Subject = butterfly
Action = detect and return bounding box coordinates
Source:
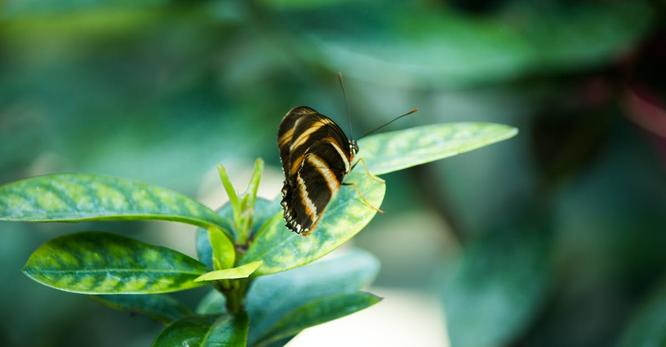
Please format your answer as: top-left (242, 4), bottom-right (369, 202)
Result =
top-left (277, 106), bottom-right (358, 236)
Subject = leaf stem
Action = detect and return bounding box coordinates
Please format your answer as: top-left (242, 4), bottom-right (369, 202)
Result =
top-left (219, 278), bottom-right (251, 316)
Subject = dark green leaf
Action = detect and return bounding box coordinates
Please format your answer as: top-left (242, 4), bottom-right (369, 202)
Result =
top-left (262, 337), bottom-right (295, 347)
top-left (240, 168), bottom-right (385, 275)
top-left (197, 228), bottom-right (216, 270)
top-left (247, 249), bottom-right (379, 344)
top-left (153, 314), bottom-right (249, 347)
top-left (617, 278), bottom-right (666, 347)
top-left (23, 232), bottom-right (209, 294)
top-left (153, 315), bottom-right (217, 347)
top-left (441, 228), bottom-right (551, 347)
top-left (202, 313), bottom-right (249, 347)
top-left (254, 292), bottom-right (381, 347)
top-left (277, 3), bottom-right (654, 87)
top-left (4, 0), bottom-right (172, 15)
top-left (196, 291), bottom-right (227, 315)
top-left (93, 294), bottom-right (192, 324)
top-left (0, 174), bottom-right (232, 231)
top-left (359, 123), bottom-right (517, 176)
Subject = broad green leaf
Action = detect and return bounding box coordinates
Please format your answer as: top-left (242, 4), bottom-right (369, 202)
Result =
top-left (93, 294), bottom-right (192, 324)
top-left (358, 123), bottom-right (517, 176)
top-left (154, 314), bottom-right (249, 347)
top-left (254, 292), bottom-right (381, 347)
top-left (23, 232), bottom-right (209, 294)
top-left (239, 168), bottom-right (385, 275)
top-left (617, 278), bottom-right (666, 347)
top-left (195, 261), bottom-right (263, 282)
top-left (246, 249), bottom-right (380, 343)
top-left (202, 313), bottom-right (249, 347)
top-left (441, 227), bottom-right (551, 347)
top-left (275, 2), bottom-right (653, 87)
top-left (153, 315), bottom-right (216, 347)
top-left (0, 174), bottom-right (232, 232)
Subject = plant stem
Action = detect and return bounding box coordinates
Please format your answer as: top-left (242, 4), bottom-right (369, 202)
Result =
top-left (220, 278), bottom-right (250, 316)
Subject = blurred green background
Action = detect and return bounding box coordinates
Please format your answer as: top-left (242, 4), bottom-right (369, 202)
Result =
top-left (1, 0), bottom-right (665, 346)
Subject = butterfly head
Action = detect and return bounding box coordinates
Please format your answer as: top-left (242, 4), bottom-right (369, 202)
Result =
top-left (350, 139), bottom-right (359, 156)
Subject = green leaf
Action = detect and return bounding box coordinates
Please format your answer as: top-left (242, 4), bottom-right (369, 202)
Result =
top-left (243, 158), bottom-right (264, 208)
top-left (196, 250), bottom-right (379, 343)
top-left (239, 168), bottom-right (385, 275)
top-left (195, 261), bottom-right (263, 282)
top-left (153, 315), bottom-right (216, 347)
top-left (617, 278), bottom-right (666, 347)
top-left (276, 2), bottom-right (654, 87)
top-left (261, 337), bottom-right (296, 347)
top-left (196, 198), bottom-right (278, 269)
top-left (208, 227), bottom-right (236, 270)
top-left (93, 294), bottom-right (192, 324)
top-left (249, 213), bottom-right (283, 254)
top-left (441, 227), bottom-right (551, 347)
top-left (196, 291), bottom-right (227, 315)
top-left (247, 249), bottom-right (379, 344)
top-left (202, 313), bottom-right (249, 347)
top-left (248, 198), bottom-right (283, 241)
top-left (0, 174), bottom-right (232, 231)
top-left (358, 123), bottom-right (517, 176)
top-left (197, 228), bottom-right (216, 270)
top-left (23, 232), bottom-right (209, 294)
top-left (237, 158), bottom-right (265, 245)
top-left (254, 292), bottom-right (381, 347)
top-left (153, 314), bottom-right (249, 347)
top-left (218, 164), bottom-right (241, 226)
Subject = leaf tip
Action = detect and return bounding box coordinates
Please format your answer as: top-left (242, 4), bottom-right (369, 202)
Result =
top-left (506, 126), bottom-right (519, 138)
top-left (366, 292), bottom-right (383, 304)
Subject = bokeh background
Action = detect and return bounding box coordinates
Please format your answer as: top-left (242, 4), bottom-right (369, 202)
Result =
top-left (1, 0), bottom-right (665, 346)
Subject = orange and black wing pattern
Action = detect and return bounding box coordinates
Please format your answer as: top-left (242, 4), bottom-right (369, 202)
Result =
top-left (277, 106), bottom-right (356, 235)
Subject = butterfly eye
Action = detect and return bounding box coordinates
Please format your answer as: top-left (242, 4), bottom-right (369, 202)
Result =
top-left (351, 140), bottom-right (359, 154)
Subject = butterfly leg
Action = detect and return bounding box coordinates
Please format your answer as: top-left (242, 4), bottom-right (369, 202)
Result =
top-left (341, 179), bottom-right (384, 213)
top-left (351, 157), bottom-right (383, 183)
top-left (340, 157), bottom-right (383, 212)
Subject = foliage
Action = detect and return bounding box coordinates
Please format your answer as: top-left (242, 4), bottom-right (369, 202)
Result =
top-left (0, 124), bottom-right (515, 345)
top-left (441, 220), bottom-right (552, 347)
top-left (617, 278), bottom-right (666, 347)
top-left (2, 1), bottom-right (663, 346)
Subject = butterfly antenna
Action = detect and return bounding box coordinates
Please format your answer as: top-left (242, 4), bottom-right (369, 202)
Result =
top-left (337, 72), bottom-right (354, 139)
top-left (361, 108), bottom-right (418, 138)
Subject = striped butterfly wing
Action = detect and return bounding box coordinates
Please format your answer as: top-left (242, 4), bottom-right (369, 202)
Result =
top-left (277, 106), bottom-right (354, 235)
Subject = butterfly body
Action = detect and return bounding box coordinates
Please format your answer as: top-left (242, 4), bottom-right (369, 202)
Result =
top-left (277, 106), bottom-right (357, 235)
